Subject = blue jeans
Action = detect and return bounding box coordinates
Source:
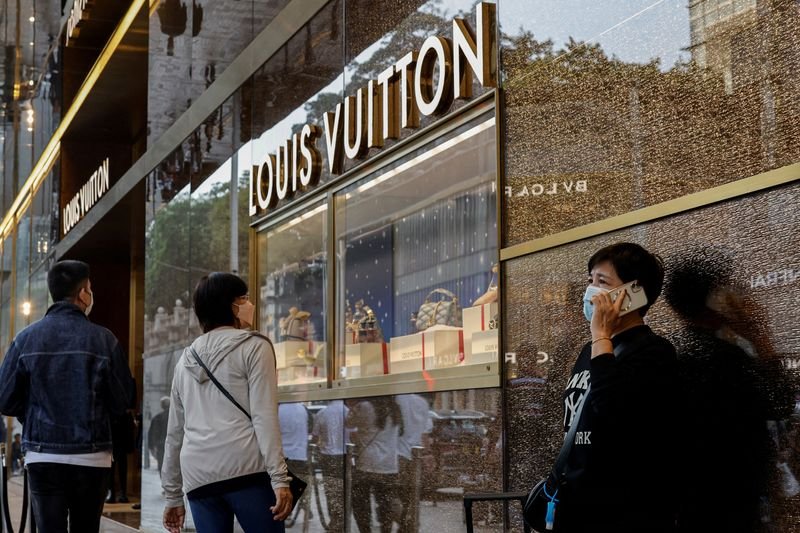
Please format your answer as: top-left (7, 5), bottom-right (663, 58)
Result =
top-left (188, 483), bottom-right (286, 533)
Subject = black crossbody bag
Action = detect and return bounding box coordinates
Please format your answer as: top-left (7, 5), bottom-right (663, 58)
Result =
top-left (189, 343), bottom-right (307, 510)
top-left (523, 384), bottom-right (591, 532)
top-left (524, 334), bottom-right (652, 531)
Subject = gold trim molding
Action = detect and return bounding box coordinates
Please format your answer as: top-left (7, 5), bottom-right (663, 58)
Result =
top-left (500, 162), bottom-right (800, 261)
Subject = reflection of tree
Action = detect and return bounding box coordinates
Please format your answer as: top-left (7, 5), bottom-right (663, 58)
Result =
top-left (145, 181), bottom-right (250, 315)
top-left (501, 5), bottom-right (800, 242)
top-left (299, 1), bottom-right (452, 130)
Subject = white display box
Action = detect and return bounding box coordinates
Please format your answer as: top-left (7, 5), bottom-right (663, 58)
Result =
top-left (469, 329), bottom-right (499, 365)
top-left (272, 340), bottom-right (314, 369)
top-left (278, 365), bottom-right (318, 383)
top-left (390, 333), bottom-right (428, 374)
top-left (428, 328), bottom-right (465, 369)
top-left (462, 303), bottom-right (499, 338)
top-left (344, 330), bottom-right (357, 345)
top-left (340, 366), bottom-right (361, 379)
top-left (345, 343), bottom-right (387, 377)
top-left (390, 327), bottom-right (463, 373)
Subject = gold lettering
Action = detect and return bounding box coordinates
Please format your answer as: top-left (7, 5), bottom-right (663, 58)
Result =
top-left (299, 124), bottom-right (322, 188)
top-left (415, 36), bottom-right (454, 116)
top-left (291, 133), bottom-right (300, 192)
top-left (344, 88), bottom-right (368, 159)
top-left (452, 2), bottom-right (497, 99)
top-left (250, 164), bottom-right (259, 215)
top-left (395, 52), bottom-right (419, 129)
top-left (367, 79), bottom-right (383, 148)
top-left (276, 140), bottom-right (291, 200)
top-left (323, 103), bottom-right (345, 175)
top-left (377, 65), bottom-right (399, 141)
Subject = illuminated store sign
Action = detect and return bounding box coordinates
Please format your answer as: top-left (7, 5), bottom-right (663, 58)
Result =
top-left (250, 2), bottom-right (497, 217)
top-left (63, 158), bottom-right (110, 235)
top-left (66, 0), bottom-right (89, 45)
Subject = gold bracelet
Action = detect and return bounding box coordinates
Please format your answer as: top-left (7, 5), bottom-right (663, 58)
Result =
top-left (591, 337), bottom-right (611, 345)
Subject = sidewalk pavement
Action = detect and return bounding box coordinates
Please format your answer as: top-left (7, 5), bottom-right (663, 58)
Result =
top-left (6, 474), bottom-right (137, 532)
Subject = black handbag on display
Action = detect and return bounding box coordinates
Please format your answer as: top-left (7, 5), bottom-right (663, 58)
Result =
top-left (189, 341), bottom-right (307, 510)
top-left (523, 384), bottom-right (590, 532)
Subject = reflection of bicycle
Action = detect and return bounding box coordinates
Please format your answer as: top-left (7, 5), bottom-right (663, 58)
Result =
top-left (309, 445), bottom-right (331, 531)
top-left (285, 444), bottom-right (338, 531)
top-left (284, 455), bottom-right (315, 532)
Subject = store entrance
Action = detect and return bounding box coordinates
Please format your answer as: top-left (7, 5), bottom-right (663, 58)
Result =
top-left (59, 184), bottom-right (145, 526)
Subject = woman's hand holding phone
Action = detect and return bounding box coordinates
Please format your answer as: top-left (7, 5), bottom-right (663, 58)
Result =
top-left (589, 288), bottom-right (627, 357)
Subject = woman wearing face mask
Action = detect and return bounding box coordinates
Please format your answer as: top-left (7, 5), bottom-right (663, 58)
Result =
top-left (161, 272), bottom-right (292, 533)
top-left (555, 243), bottom-right (679, 533)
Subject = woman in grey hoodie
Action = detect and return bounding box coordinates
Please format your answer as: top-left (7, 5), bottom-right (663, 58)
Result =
top-left (162, 273), bottom-right (292, 533)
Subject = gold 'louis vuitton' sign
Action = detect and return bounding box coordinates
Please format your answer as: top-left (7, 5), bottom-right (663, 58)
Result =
top-left (250, 2), bottom-right (497, 217)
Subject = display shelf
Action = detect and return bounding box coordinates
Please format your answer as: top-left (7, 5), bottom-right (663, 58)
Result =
top-left (277, 361), bottom-right (500, 403)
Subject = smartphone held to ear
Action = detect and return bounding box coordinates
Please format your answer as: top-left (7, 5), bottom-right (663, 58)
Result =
top-left (607, 281), bottom-right (648, 317)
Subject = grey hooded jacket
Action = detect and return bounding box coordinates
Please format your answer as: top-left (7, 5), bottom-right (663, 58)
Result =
top-left (161, 328), bottom-right (290, 507)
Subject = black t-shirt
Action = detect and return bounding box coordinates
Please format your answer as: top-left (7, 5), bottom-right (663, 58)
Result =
top-left (559, 325), bottom-right (678, 533)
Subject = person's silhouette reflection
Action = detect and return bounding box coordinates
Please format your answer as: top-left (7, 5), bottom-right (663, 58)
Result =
top-left (664, 247), bottom-right (794, 533)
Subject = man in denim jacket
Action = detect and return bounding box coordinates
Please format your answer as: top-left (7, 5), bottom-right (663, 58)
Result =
top-left (0, 260), bottom-right (135, 532)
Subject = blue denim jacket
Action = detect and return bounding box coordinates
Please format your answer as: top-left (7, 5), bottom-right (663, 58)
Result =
top-left (0, 302), bottom-right (135, 453)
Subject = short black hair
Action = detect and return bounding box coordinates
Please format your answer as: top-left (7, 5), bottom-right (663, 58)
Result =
top-left (47, 260), bottom-right (90, 302)
top-left (193, 272), bottom-right (248, 333)
top-left (588, 242), bottom-right (664, 316)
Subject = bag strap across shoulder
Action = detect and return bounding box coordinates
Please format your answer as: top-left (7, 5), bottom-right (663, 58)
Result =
top-left (552, 331), bottom-right (654, 479)
top-left (552, 385), bottom-right (590, 478)
top-left (188, 332), bottom-right (277, 421)
top-left (189, 346), bottom-right (252, 421)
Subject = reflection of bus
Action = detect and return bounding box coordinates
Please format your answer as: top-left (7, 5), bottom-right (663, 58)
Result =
top-left (425, 410), bottom-right (492, 490)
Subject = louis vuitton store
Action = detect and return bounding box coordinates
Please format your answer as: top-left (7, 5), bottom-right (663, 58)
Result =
top-left (15, 0), bottom-right (796, 530)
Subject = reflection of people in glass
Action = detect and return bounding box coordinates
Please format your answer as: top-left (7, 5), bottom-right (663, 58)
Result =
top-left (664, 247), bottom-right (795, 532)
top-left (346, 397), bottom-right (404, 533)
top-left (559, 243), bottom-right (677, 532)
top-left (279, 402), bottom-right (309, 474)
top-left (312, 400), bottom-right (348, 531)
top-left (148, 397), bottom-right (170, 478)
top-left (394, 394), bottom-right (431, 533)
top-left (312, 400), bottom-right (349, 531)
top-left (161, 273), bottom-right (292, 533)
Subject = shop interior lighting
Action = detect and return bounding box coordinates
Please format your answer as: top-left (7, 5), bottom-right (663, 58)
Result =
top-left (267, 203), bottom-right (327, 237)
top-left (28, 16), bottom-right (35, 23)
top-left (0, 0), bottom-right (146, 241)
top-left (21, 302), bottom-right (31, 316)
top-left (345, 117), bottom-right (495, 200)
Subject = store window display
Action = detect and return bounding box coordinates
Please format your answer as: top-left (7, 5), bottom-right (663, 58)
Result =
top-left (335, 112), bottom-right (498, 382)
top-left (257, 203), bottom-right (328, 387)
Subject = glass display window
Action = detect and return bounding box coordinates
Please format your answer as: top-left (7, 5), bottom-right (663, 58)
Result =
top-left (334, 110), bottom-right (498, 386)
top-left (257, 201), bottom-right (328, 388)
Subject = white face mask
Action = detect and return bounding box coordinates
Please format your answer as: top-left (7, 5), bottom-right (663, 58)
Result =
top-left (82, 288), bottom-right (94, 316)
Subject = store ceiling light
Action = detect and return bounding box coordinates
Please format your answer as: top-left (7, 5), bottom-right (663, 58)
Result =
top-left (22, 302), bottom-right (31, 316)
top-left (29, 16), bottom-right (35, 22)
top-left (0, 0), bottom-right (146, 242)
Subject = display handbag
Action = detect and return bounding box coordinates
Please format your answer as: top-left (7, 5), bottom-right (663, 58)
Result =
top-left (280, 307), bottom-right (312, 341)
top-left (189, 341), bottom-right (307, 511)
top-left (415, 288), bottom-right (462, 331)
top-left (523, 384), bottom-right (591, 532)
